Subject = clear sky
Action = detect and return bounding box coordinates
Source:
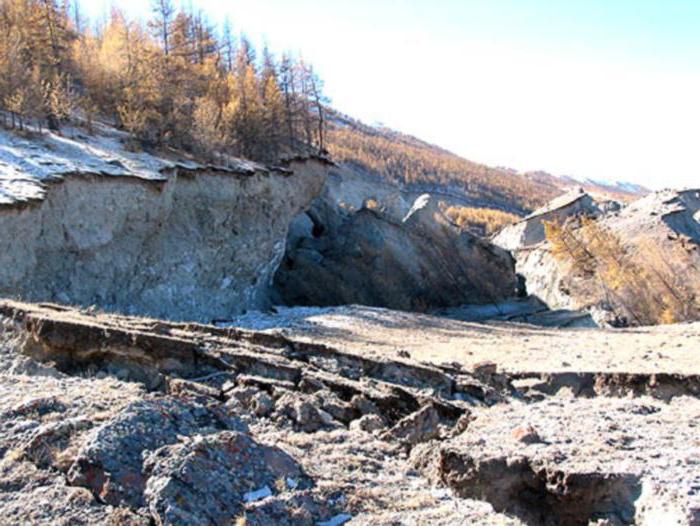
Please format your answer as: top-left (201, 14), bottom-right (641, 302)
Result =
top-left (82, 1), bottom-right (700, 189)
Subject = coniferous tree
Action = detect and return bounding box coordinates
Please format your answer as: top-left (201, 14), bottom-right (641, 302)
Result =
top-left (0, 0), bottom-right (328, 161)
top-left (149, 0), bottom-right (174, 55)
top-left (221, 17), bottom-right (235, 72)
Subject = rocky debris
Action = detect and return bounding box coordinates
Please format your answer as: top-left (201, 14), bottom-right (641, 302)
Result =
top-left (349, 414), bottom-right (385, 433)
top-left (275, 189), bottom-right (518, 311)
top-left (67, 397), bottom-right (247, 507)
top-left (165, 377), bottom-right (221, 399)
top-left (503, 188), bottom-right (700, 325)
top-left (242, 491), bottom-right (346, 526)
top-left (492, 187), bottom-right (599, 252)
top-left (0, 302), bottom-right (515, 525)
top-left (413, 396), bottom-right (700, 525)
top-left (235, 301), bottom-right (700, 401)
top-left (250, 391), bottom-right (275, 417)
top-left (511, 424), bottom-right (542, 444)
top-left (0, 373), bottom-right (144, 467)
top-left (273, 391), bottom-right (338, 432)
top-left (19, 417), bottom-right (92, 469)
top-left (2, 301), bottom-right (700, 525)
top-left (380, 404), bottom-right (443, 447)
top-left (472, 361), bottom-right (499, 376)
top-left (0, 125), bottom-right (330, 321)
top-left (143, 431), bottom-right (311, 525)
top-left (0, 360), bottom-right (147, 525)
top-left (0, 461), bottom-right (114, 526)
top-left (2, 301), bottom-right (497, 419)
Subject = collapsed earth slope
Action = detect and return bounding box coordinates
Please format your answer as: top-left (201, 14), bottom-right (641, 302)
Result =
top-left (1, 301), bottom-right (698, 525)
top-left (275, 164), bottom-right (519, 311)
top-left (495, 188), bottom-right (700, 325)
top-left (0, 127), bottom-right (330, 322)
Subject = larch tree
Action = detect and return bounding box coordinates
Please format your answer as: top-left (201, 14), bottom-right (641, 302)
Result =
top-left (221, 17), bottom-right (235, 72)
top-left (0, 0), bottom-right (328, 161)
top-left (149, 0), bottom-right (174, 55)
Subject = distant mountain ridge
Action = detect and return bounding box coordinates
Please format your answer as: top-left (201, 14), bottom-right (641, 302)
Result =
top-left (524, 170), bottom-right (650, 203)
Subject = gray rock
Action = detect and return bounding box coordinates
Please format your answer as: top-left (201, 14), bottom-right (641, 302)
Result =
top-left (381, 404), bottom-right (442, 446)
top-left (349, 414), bottom-right (385, 433)
top-left (243, 491), bottom-right (342, 526)
top-left (250, 392), bottom-right (274, 417)
top-left (275, 189), bottom-right (517, 311)
top-left (67, 396), bottom-right (246, 507)
top-left (274, 392), bottom-right (328, 433)
top-left (143, 431), bottom-right (312, 525)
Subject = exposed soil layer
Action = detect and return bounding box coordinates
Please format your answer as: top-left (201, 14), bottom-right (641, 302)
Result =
top-left (1, 300), bottom-right (699, 524)
top-left (0, 153), bottom-right (329, 322)
top-left (227, 304), bottom-right (700, 379)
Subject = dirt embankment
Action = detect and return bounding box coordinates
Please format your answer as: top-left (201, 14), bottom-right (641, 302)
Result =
top-left (0, 158), bottom-right (328, 321)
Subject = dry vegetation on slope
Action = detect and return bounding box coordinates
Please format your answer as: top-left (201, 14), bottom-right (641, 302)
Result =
top-left (327, 113), bottom-right (561, 216)
top-left (326, 112), bottom-right (648, 235)
top-left (443, 205), bottom-right (521, 236)
top-left (545, 217), bottom-right (700, 326)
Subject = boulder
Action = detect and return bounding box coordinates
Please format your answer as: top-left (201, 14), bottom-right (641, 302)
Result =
top-left (143, 431), bottom-right (312, 526)
top-left (67, 397), bottom-right (246, 507)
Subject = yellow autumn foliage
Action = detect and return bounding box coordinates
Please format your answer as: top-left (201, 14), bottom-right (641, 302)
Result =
top-left (444, 206), bottom-right (520, 235)
top-left (545, 217), bottom-right (698, 326)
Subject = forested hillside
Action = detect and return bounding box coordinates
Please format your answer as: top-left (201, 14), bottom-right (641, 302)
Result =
top-left (326, 111), bottom-right (563, 216)
top-left (326, 111), bottom-right (648, 233)
top-left (0, 0), bottom-right (326, 162)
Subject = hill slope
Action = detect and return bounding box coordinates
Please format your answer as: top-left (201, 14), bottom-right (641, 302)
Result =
top-left (326, 110), bottom-right (648, 229)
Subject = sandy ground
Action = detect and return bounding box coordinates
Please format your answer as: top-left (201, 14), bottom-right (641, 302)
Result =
top-left (231, 305), bottom-right (700, 376)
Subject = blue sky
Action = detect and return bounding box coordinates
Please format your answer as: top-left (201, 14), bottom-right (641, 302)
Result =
top-left (82, 1), bottom-right (700, 189)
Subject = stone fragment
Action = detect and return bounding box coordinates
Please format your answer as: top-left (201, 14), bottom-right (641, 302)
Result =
top-left (20, 417), bottom-right (92, 469)
top-left (274, 392), bottom-right (328, 432)
top-left (511, 424), bottom-right (542, 444)
top-left (67, 396), bottom-right (246, 507)
top-left (250, 392), bottom-right (274, 417)
top-left (350, 395), bottom-right (381, 416)
top-left (472, 361), bottom-right (498, 376)
top-left (166, 378), bottom-right (221, 399)
top-left (349, 414), bottom-right (385, 433)
top-left (143, 431), bottom-right (312, 525)
top-left (242, 491), bottom-right (341, 526)
top-left (380, 404), bottom-right (441, 446)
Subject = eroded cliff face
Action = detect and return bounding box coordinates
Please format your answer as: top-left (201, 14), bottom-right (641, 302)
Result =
top-left (492, 188), bottom-right (600, 252)
top-left (275, 181), bottom-right (518, 311)
top-left (501, 188), bottom-right (700, 326)
top-left (0, 150), bottom-right (329, 321)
